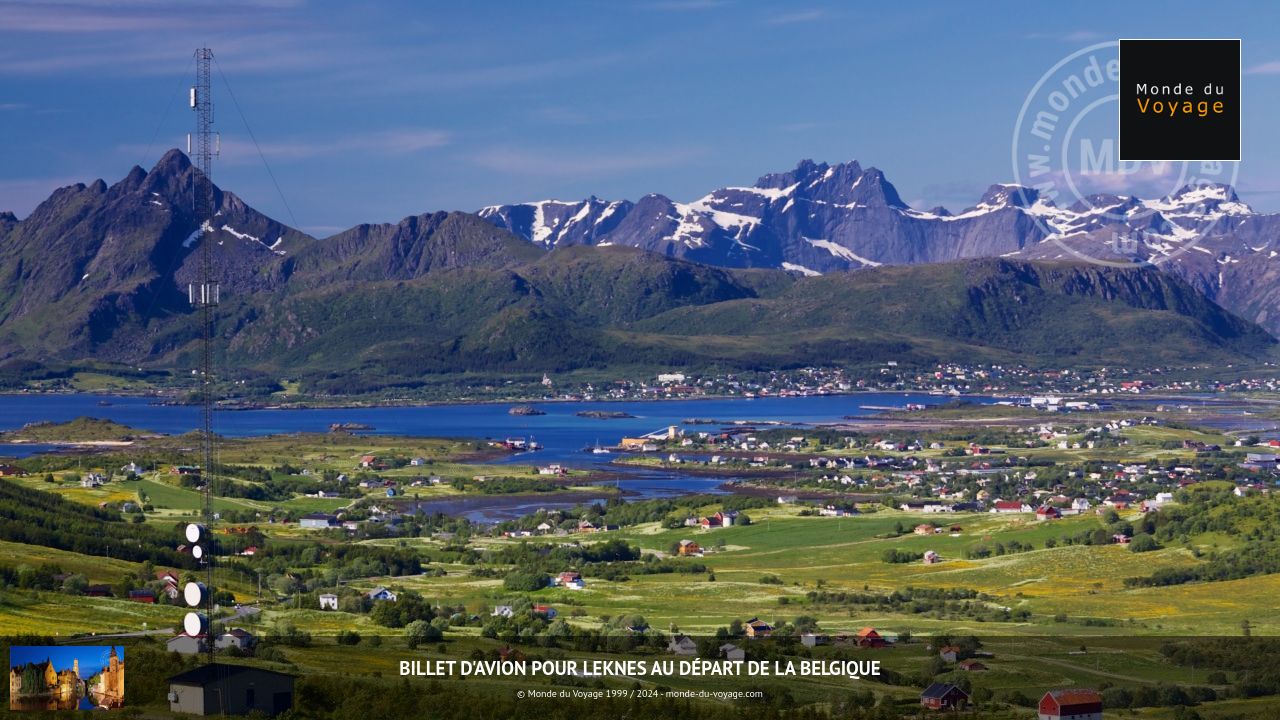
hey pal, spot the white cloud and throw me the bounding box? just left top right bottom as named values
left=765, top=9, right=824, bottom=26
left=1246, top=60, right=1280, bottom=75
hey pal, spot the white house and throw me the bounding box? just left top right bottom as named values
left=668, top=635, right=697, bottom=656
left=366, top=587, right=397, bottom=602
left=800, top=633, right=828, bottom=647
left=319, top=594, right=338, bottom=610
left=166, top=634, right=207, bottom=655
left=299, top=513, right=337, bottom=529
left=720, top=643, right=745, bottom=661
left=492, top=605, right=515, bottom=618
left=214, top=628, right=256, bottom=651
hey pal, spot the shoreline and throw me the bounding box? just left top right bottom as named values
left=0, top=387, right=1012, bottom=412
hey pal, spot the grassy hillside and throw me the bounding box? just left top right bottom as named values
left=204, top=254, right=1275, bottom=395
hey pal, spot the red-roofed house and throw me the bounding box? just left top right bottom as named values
left=855, top=627, right=886, bottom=648
left=1038, top=689, right=1102, bottom=719
left=1036, top=506, right=1062, bottom=520
left=991, top=500, right=1032, bottom=513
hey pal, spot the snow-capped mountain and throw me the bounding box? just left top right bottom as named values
left=479, top=159, right=1280, bottom=333
left=480, top=160, right=1061, bottom=272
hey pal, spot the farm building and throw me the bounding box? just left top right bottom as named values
left=298, top=513, right=337, bottom=529
left=557, top=571, right=585, bottom=589
left=744, top=618, right=773, bottom=639
left=677, top=539, right=702, bottom=556
left=920, top=682, right=969, bottom=711
left=168, top=664, right=294, bottom=716
left=854, top=627, right=887, bottom=648
left=720, top=643, right=744, bottom=661
left=668, top=635, right=697, bottom=655
left=1038, top=689, right=1103, bottom=720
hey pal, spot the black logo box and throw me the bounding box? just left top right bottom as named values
left=1119, top=39, right=1241, bottom=162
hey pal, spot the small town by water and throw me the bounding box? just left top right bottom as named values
left=1, top=390, right=1274, bottom=522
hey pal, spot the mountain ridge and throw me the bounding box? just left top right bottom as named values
left=0, top=150, right=1275, bottom=393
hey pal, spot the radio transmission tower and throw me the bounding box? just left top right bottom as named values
left=188, top=46, right=219, bottom=666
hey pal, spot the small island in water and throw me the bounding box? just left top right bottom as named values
left=575, top=410, right=636, bottom=419
left=508, top=405, right=546, bottom=416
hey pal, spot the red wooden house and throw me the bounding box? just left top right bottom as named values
left=1038, top=689, right=1103, bottom=720
left=920, top=683, right=969, bottom=711
left=854, top=627, right=887, bottom=648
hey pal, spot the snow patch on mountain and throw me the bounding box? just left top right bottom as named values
left=805, top=237, right=881, bottom=267
left=782, top=262, right=821, bottom=276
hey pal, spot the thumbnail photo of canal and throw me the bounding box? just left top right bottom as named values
left=8, top=645, right=124, bottom=711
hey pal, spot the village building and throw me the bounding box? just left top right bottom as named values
left=920, top=682, right=970, bottom=711
left=698, top=511, right=736, bottom=529
left=800, top=633, right=828, bottom=647
left=1038, top=689, right=1103, bottom=720
left=166, top=634, right=208, bottom=655
left=744, top=617, right=774, bottom=639
left=668, top=635, right=697, bottom=655
left=677, top=539, right=702, bottom=556
left=214, top=628, right=256, bottom=652
left=298, top=513, right=337, bottom=529
left=167, top=664, right=294, bottom=716
left=365, top=587, right=397, bottom=602
left=720, top=643, right=745, bottom=661
left=318, top=594, right=338, bottom=610
left=1036, top=505, right=1062, bottom=520
left=854, top=627, right=887, bottom=648
left=557, top=571, right=585, bottom=590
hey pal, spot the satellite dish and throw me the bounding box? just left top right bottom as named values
left=183, top=581, right=207, bottom=608
left=185, top=523, right=203, bottom=543
left=191, top=544, right=204, bottom=560
left=182, top=612, right=207, bottom=637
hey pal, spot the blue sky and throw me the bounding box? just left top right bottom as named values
left=2, top=0, right=1279, bottom=235
left=10, top=645, right=122, bottom=678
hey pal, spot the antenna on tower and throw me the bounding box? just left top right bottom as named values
left=188, top=46, right=219, bottom=668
